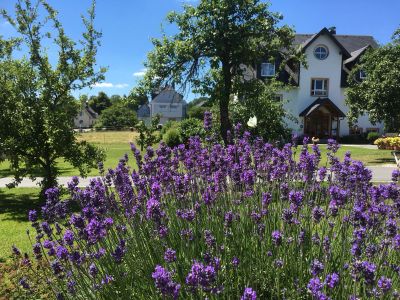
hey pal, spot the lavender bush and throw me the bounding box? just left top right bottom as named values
left=11, top=113, right=400, bottom=299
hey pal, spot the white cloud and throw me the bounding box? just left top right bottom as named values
left=115, top=83, right=129, bottom=88
left=133, top=68, right=147, bottom=77
left=92, top=82, right=129, bottom=89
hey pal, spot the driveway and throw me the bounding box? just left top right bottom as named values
left=342, top=144, right=378, bottom=150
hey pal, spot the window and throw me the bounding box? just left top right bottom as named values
left=350, top=126, right=363, bottom=135
left=311, top=79, right=329, bottom=96
left=366, top=128, right=379, bottom=133
left=314, top=45, right=329, bottom=60
left=159, top=105, right=167, bottom=109
left=261, top=62, right=275, bottom=77
left=359, top=70, right=367, bottom=80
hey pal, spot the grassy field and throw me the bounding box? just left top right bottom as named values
left=0, top=131, right=141, bottom=178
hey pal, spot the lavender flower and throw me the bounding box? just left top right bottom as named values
left=377, top=276, right=392, bottom=293
left=272, top=230, right=283, bottom=246
left=241, top=287, right=257, bottom=300
left=152, top=265, right=180, bottom=299
left=164, top=248, right=177, bottom=263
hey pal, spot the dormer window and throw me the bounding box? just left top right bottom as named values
left=261, top=62, right=275, bottom=77
left=314, top=45, right=329, bottom=60
left=359, top=70, right=367, bottom=80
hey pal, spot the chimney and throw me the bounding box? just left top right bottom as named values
left=328, top=26, right=337, bottom=35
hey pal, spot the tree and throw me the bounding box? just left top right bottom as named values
left=0, top=0, right=105, bottom=195
left=140, top=0, right=296, bottom=143
left=89, top=91, right=112, bottom=114
left=94, top=103, right=137, bottom=129
left=125, top=87, right=149, bottom=111
left=230, top=80, right=291, bottom=141
left=135, top=115, right=161, bottom=151
left=110, top=94, right=122, bottom=104
left=346, top=27, right=400, bottom=131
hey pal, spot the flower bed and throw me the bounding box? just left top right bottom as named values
left=10, top=115, right=400, bottom=299
left=374, top=137, right=400, bottom=150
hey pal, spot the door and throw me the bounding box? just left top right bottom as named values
left=304, top=112, right=331, bottom=138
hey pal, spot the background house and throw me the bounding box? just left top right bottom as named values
left=137, top=103, right=151, bottom=125
left=149, top=86, right=187, bottom=124
left=74, top=103, right=98, bottom=128
left=254, top=27, right=383, bottom=139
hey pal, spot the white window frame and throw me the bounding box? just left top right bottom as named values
left=261, top=62, right=275, bottom=77
left=314, top=45, right=329, bottom=60
left=359, top=70, right=367, bottom=80
left=311, top=78, right=329, bottom=97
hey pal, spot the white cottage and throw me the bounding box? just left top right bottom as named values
left=254, top=27, right=383, bottom=139
left=150, top=86, right=187, bottom=125
left=74, top=104, right=98, bottom=128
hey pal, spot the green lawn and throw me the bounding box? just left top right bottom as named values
left=0, top=188, right=40, bottom=263
left=0, top=131, right=141, bottom=178
left=303, top=145, right=394, bottom=166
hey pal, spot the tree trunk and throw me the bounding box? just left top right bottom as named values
left=220, top=61, right=233, bottom=144
left=40, top=158, right=58, bottom=199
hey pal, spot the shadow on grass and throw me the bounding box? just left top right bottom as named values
left=0, top=188, right=42, bottom=222
left=369, top=157, right=395, bottom=164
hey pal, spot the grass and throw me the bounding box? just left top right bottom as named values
left=306, top=144, right=394, bottom=166
left=0, top=188, right=40, bottom=262
left=0, top=131, right=141, bottom=178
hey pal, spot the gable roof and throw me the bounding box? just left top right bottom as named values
left=83, top=104, right=98, bottom=119
left=294, top=29, right=378, bottom=58
left=152, top=87, right=186, bottom=104
left=299, top=98, right=346, bottom=118
left=343, top=45, right=371, bottom=65
left=296, top=28, right=351, bottom=58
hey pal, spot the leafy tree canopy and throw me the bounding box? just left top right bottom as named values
left=0, top=0, right=105, bottom=194
left=346, top=27, right=400, bottom=131
left=89, top=91, right=112, bottom=114
left=139, top=0, right=298, bottom=143
left=125, top=87, right=149, bottom=111
left=94, top=103, right=137, bottom=129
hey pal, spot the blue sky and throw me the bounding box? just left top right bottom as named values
left=1, top=0, right=399, bottom=101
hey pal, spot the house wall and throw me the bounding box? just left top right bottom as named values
left=74, top=110, right=96, bottom=128
left=280, top=34, right=384, bottom=137
left=150, top=103, right=186, bottom=124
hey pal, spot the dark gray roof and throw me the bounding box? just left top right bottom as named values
left=84, top=105, right=98, bottom=118
left=294, top=33, right=379, bottom=54
left=299, top=98, right=346, bottom=118
left=137, top=104, right=151, bottom=118
left=152, top=88, right=186, bottom=104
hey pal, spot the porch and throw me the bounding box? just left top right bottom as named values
left=299, top=98, right=346, bottom=139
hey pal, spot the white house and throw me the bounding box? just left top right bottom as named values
left=254, top=27, right=383, bottom=139
left=148, top=86, right=187, bottom=124
left=74, top=104, right=98, bottom=128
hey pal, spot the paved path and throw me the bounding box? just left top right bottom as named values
left=342, top=144, right=378, bottom=150
left=0, top=176, right=98, bottom=188
left=0, top=165, right=398, bottom=188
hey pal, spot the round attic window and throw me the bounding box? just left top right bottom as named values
left=314, top=45, right=329, bottom=60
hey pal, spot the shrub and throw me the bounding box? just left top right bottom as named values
left=178, top=118, right=205, bottom=144
left=160, top=120, right=179, bottom=135
left=11, top=114, right=400, bottom=299
left=367, top=132, right=380, bottom=144
left=163, top=128, right=182, bottom=148
left=94, top=103, right=137, bottom=130
left=339, top=134, right=367, bottom=144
